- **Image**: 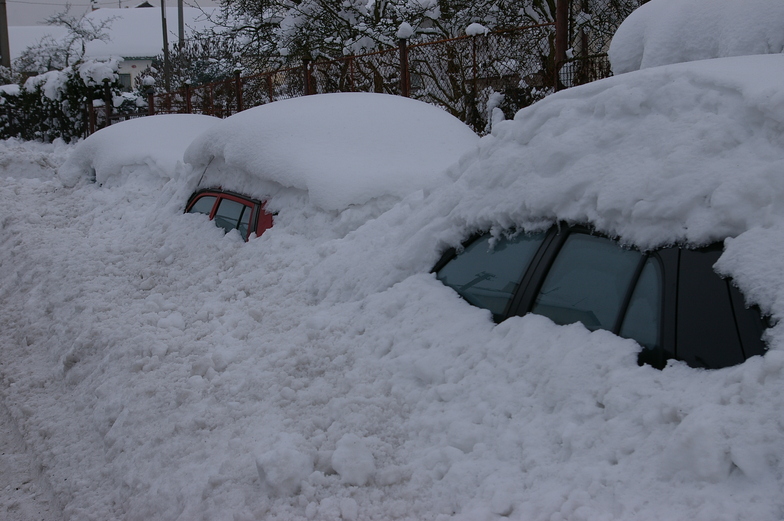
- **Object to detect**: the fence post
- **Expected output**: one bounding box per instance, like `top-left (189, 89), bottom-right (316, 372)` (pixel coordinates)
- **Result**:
top-left (88, 102), bottom-right (95, 135)
top-left (398, 38), bottom-right (410, 97)
top-left (185, 82), bottom-right (192, 114)
top-left (235, 69), bottom-right (243, 112)
top-left (266, 74), bottom-right (274, 102)
top-left (303, 58), bottom-right (313, 95)
top-left (103, 79), bottom-right (112, 127)
top-left (554, 0), bottom-right (569, 91)
top-left (147, 88), bottom-right (155, 116)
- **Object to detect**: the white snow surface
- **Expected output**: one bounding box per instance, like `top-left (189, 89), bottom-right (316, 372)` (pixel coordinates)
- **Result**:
top-left (2, 55), bottom-right (784, 520)
top-left (59, 114), bottom-right (220, 187)
top-left (9, 8), bottom-right (219, 61)
top-left (609, 0), bottom-right (784, 73)
top-left (184, 92), bottom-right (479, 211)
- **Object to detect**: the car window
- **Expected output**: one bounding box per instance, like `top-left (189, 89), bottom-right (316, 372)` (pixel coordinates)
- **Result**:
top-left (436, 232), bottom-right (546, 320)
top-left (214, 198), bottom-right (251, 235)
top-left (676, 247), bottom-right (745, 369)
top-left (619, 256), bottom-right (662, 351)
top-left (188, 195), bottom-right (217, 216)
top-left (238, 204), bottom-right (252, 239)
top-left (531, 233), bottom-right (642, 331)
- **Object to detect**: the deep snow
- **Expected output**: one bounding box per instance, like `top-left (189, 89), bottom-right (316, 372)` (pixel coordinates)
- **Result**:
top-left (184, 92), bottom-right (479, 211)
top-left (2, 3), bottom-right (784, 519)
top-left (608, 0), bottom-right (784, 73)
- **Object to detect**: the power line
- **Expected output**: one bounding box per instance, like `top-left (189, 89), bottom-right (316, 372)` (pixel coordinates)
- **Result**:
top-left (7, 0), bottom-right (120, 5)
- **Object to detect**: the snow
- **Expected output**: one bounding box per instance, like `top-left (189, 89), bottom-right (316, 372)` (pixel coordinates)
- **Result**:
top-left (58, 114), bottom-right (220, 187)
top-left (8, 7), bottom-right (219, 61)
top-left (3, 45), bottom-right (784, 521)
top-left (609, 0), bottom-right (784, 74)
top-left (184, 92), bottom-right (479, 211)
top-left (465, 23), bottom-right (489, 36)
top-left (396, 22), bottom-right (414, 39)
top-left (0, 84), bottom-right (20, 96)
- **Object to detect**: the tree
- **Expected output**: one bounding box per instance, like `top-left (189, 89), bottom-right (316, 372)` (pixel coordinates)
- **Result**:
top-left (13, 5), bottom-right (115, 75)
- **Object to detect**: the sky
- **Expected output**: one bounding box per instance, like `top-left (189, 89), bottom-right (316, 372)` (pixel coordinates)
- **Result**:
top-left (5, 0), bottom-right (218, 26)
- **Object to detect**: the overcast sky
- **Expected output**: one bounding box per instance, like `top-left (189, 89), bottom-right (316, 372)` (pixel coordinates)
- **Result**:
top-left (6, 0), bottom-right (217, 26)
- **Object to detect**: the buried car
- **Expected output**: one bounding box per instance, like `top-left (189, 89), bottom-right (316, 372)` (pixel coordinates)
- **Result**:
top-left (57, 113), bottom-right (221, 187)
top-left (419, 54), bottom-right (784, 372)
top-left (183, 92), bottom-right (479, 239)
top-left (434, 225), bottom-right (768, 370)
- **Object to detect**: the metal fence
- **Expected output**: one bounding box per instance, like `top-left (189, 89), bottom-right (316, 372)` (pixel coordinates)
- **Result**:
top-left (139, 23), bottom-right (580, 133)
top-left (97, 0), bottom-right (646, 134)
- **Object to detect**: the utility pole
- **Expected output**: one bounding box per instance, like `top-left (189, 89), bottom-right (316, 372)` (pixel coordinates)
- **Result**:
top-left (0, 0), bottom-right (10, 69)
top-left (177, 0), bottom-right (184, 49)
top-left (160, 0), bottom-right (171, 91)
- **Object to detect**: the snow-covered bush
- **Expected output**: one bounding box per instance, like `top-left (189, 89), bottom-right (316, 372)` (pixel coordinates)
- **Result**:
top-left (0, 58), bottom-right (128, 143)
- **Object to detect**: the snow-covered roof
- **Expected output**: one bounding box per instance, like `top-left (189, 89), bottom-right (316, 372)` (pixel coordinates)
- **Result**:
top-left (9, 7), bottom-right (218, 61)
top-left (184, 92), bottom-right (480, 210)
top-left (609, 0), bottom-right (784, 74)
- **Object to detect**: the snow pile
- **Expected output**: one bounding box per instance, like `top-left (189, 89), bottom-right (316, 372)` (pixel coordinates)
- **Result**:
top-left (0, 138), bottom-right (72, 180)
top-left (184, 92), bottom-right (479, 211)
top-left (3, 54), bottom-right (784, 520)
top-left (24, 70), bottom-right (66, 100)
top-left (465, 23), bottom-right (489, 36)
top-left (609, 0), bottom-right (784, 73)
top-left (59, 114), bottom-right (220, 187)
top-left (78, 58), bottom-right (120, 85)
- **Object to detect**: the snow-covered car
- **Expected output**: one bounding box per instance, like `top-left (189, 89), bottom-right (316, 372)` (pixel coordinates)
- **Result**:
top-left (183, 92), bottom-right (479, 239)
top-left (185, 188), bottom-right (274, 241)
top-left (419, 0), bottom-right (784, 372)
top-left (58, 113), bottom-right (221, 187)
top-left (434, 225), bottom-right (767, 370)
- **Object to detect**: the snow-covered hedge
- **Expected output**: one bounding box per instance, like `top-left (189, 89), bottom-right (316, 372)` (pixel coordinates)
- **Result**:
top-left (0, 58), bottom-right (142, 143)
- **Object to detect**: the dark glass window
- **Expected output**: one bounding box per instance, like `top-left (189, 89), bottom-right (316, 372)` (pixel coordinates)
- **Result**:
top-left (531, 233), bottom-right (642, 331)
top-left (676, 247), bottom-right (745, 369)
top-left (238, 205), bottom-right (252, 239)
top-left (188, 195), bottom-right (217, 216)
top-left (433, 225), bottom-right (767, 370)
top-left (620, 256), bottom-right (662, 350)
top-left (437, 232), bottom-right (546, 320)
top-left (214, 198), bottom-right (249, 234)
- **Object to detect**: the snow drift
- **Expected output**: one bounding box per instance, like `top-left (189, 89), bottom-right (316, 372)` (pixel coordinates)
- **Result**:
top-left (609, 0), bottom-right (784, 73)
top-left (184, 92), bottom-right (479, 211)
top-left (2, 14), bottom-right (784, 521)
top-left (58, 114), bottom-right (220, 187)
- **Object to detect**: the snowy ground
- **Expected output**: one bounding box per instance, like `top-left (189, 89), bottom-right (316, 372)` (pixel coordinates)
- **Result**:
top-left (3, 2), bottom-right (784, 515)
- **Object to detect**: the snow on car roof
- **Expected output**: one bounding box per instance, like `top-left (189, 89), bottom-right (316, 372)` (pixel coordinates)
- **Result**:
top-left (308, 53), bottom-right (784, 313)
top-left (184, 92), bottom-right (479, 211)
top-left (58, 114), bottom-right (220, 187)
top-left (609, 0), bottom-right (784, 74)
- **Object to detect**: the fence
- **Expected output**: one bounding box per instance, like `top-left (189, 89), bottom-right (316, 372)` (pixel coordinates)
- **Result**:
top-left (133, 24), bottom-right (593, 134)
top-left (93, 0), bottom-right (643, 134)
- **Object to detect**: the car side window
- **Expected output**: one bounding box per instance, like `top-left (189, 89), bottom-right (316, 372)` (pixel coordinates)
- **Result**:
top-left (238, 204), bottom-right (252, 239)
top-left (214, 198), bottom-right (251, 235)
top-left (188, 195), bottom-right (217, 216)
top-left (531, 233), bottom-right (642, 331)
top-left (676, 247), bottom-right (745, 369)
top-left (436, 232), bottom-right (546, 320)
top-left (619, 256), bottom-right (662, 351)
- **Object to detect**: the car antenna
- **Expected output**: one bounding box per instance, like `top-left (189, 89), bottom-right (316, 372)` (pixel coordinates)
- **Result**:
top-left (196, 156), bottom-right (214, 188)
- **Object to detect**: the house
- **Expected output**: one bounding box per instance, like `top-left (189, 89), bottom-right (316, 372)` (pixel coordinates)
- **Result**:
top-left (9, 5), bottom-right (218, 89)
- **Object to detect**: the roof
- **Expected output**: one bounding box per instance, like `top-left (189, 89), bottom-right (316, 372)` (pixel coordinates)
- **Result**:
top-left (9, 6), bottom-right (218, 61)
